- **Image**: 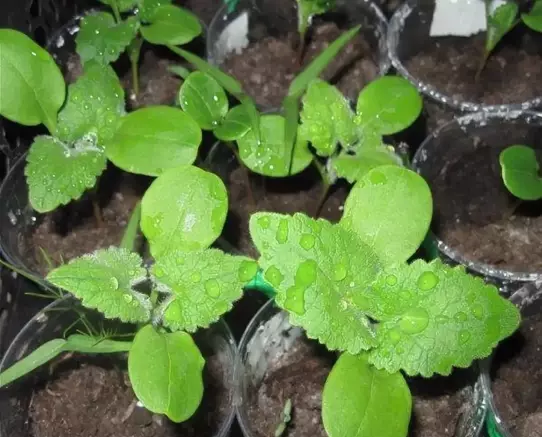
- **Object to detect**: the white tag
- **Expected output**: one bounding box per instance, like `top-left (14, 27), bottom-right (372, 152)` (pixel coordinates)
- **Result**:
top-left (214, 11), bottom-right (249, 63)
top-left (430, 0), bottom-right (487, 37)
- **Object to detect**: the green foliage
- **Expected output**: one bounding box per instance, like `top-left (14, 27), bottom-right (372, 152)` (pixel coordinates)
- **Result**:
top-left (46, 248), bottom-right (151, 323)
top-left (140, 5), bottom-right (202, 46)
top-left (152, 249), bottom-right (257, 332)
top-left (499, 145), bottom-right (542, 200)
top-left (105, 106), bottom-right (202, 176)
top-left (250, 212), bottom-right (381, 353)
top-left (140, 166), bottom-right (228, 257)
top-left (340, 166), bottom-right (432, 265)
top-left (296, 0), bottom-right (336, 36)
top-left (0, 29), bottom-right (65, 132)
top-left (99, 0), bottom-right (139, 12)
top-left (128, 325), bottom-right (205, 422)
top-left (322, 353), bottom-right (411, 437)
top-left (331, 147), bottom-right (402, 184)
top-left (139, 0), bottom-right (173, 22)
top-left (522, 0), bottom-right (542, 31)
top-left (213, 105), bottom-right (252, 141)
top-left (485, 2), bottom-right (519, 61)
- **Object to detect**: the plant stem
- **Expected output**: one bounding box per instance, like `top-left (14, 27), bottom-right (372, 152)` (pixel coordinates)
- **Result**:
top-left (226, 141), bottom-right (255, 206)
top-left (111, 0), bottom-right (121, 23)
top-left (128, 37), bottom-right (143, 98)
top-left (297, 32), bottom-right (307, 66)
top-left (120, 202), bottom-right (141, 252)
top-left (90, 187), bottom-right (104, 228)
top-left (475, 52), bottom-right (489, 82)
top-left (312, 158), bottom-right (332, 218)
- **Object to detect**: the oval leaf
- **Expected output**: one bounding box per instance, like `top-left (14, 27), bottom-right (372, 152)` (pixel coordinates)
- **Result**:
top-left (105, 106), bottom-right (202, 176)
top-left (179, 72), bottom-right (228, 130)
top-left (486, 3), bottom-right (519, 54)
top-left (141, 166), bottom-right (228, 257)
top-left (499, 145), bottom-right (542, 201)
top-left (99, 0), bottom-right (138, 12)
top-left (341, 166), bottom-right (432, 265)
top-left (128, 325), bottom-right (204, 423)
top-left (139, 0), bottom-right (173, 21)
top-left (214, 105), bottom-right (252, 141)
top-left (323, 353), bottom-right (411, 437)
top-left (140, 5), bottom-right (202, 46)
top-left (0, 29), bottom-right (65, 132)
top-left (332, 146), bottom-right (402, 184)
top-left (522, 0), bottom-right (542, 32)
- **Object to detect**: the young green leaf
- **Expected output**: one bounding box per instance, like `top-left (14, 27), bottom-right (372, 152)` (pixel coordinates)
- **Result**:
top-left (249, 212), bottom-right (381, 354)
top-left (322, 353), bottom-right (411, 437)
top-left (499, 145), bottom-right (542, 200)
top-left (237, 115), bottom-right (312, 177)
top-left (485, 2), bottom-right (519, 56)
top-left (76, 12), bottom-right (139, 66)
top-left (25, 135), bottom-right (107, 213)
top-left (0, 29), bottom-right (65, 132)
top-left (140, 5), bottom-right (202, 46)
top-left (141, 166), bottom-right (228, 257)
top-left (341, 166), bottom-right (432, 265)
top-left (179, 72), bottom-right (229, 130)
top-left (56, 63), bottom-right (125, 144)
top-left (213, 105), bottom-right (252, 141)
top-left (297, 0), bottom-right (336, 36)
top-left (299, 79), bottom-right (357, 157)
top-left (120, 202), bottom-right (142, 252)
top-left (522, 0), bottom-right (542, 31)
top-left (151, 249), bottom-right (257, 332)
top-left (139, 0), bottom-right (173, 21)
top-left (128, 325), bottom-right (204, 423)
top-left (46, 247), bottom-right (151, 323)
top-left (332, 146), bottom-right (402, 184)
top-left (355, 76), bottom-right (422, 136)
top-left (99, 0), bottom-right (138, 12)
top-left (366, 260), bottom-right (521, 377)
top-left (105, 106), bottom-right (202, 176)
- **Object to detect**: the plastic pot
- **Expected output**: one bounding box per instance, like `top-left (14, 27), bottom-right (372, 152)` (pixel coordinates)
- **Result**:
top-left (0, 295), bottom-right (237, 437)
top-left (412, 110), bottom-right (542, 296)
top-left (388, 0), bottom-right (542, 113)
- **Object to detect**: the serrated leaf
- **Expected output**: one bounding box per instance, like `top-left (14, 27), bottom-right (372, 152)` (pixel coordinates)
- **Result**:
top-left (365, 260), bottom-right (521, 377)
top-left (141, 5), bottom-right (202, 46)
top-left (76, 12), bottom-right (139, 66)
top-left (237, 114), bottom-right (312, 177)
top-left (46, 247), bottom-right (151, 323)
top-left (105, 106), bottom-right (202, 176)
top-left (499, 145), bottom-right (542, 200)
top-left (299, 79), bottom-right (356, 157)
top-left (56, 63), bottom-right (125, 144)
top-left (128, 325), bottom-right (204, 423)
top-left (355, 76), bottom-right (422, 136)
top-left (141, 166), bottom-right (228, 257)
top-left (139, 0), bottom-right (173, 21)
top-left (178, 72), bottom-right (228, 130)
top-left (0, 29), bottom-right (65, 132)
top-left (341, 166), bottom-right (432, 265)
top-left (332, 146), bottom-right (402, 184)
top-left (522, 0), bottom-right (542, 31)
top-left (152, 249), bottom-right (257, 332)
top-left (25, 135), bottom-right (107, 213)
top-left (99, 0), bottom-right (138, 12)
top-left (297, 0), bottom-right (336, 35)
top-left (214, 105), bottom-right (252, 141)
top-left (486, 2), bottom-right (519, 55)
top-left (322, 353), bottom-right (411, 437)
top-left (249, 212), bottom-right (381, 354)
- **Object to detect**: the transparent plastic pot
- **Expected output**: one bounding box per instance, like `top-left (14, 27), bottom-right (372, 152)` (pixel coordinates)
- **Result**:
top-left (235, 299), bottom-right (486, 437)
top-left (0, 295), bottom-right (237, 437)
top-left (388, 0), bottom-right (542, 113)
top-left (412, 110), bottom-right (542, 296)
top-left (206, 0), bottom-right (390, 110)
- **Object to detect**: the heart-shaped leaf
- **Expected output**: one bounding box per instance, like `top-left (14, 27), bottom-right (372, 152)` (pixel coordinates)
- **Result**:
top-left (140, 5), bottom-right (202, 46)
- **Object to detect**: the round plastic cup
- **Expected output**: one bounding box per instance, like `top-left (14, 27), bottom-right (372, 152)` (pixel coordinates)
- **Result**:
top-left (0, 295), bottom-right (237, 437)
top-left (412, 110), bottom-right (542, 296)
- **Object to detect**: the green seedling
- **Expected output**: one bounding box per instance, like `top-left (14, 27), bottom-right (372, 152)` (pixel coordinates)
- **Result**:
top-left (0, 164), bottom-right (259, 424)
top-left (478, 0), bottom-right (542, 79)
top-left (275, 399), bottom-right (293, 437)
top-left (499, 144), bottom-right (542, 200)
top-left (78, 0), bottom-right (202, 96)
top-left (296, 0), bottom-right (336, 59)
top-left (249, 165), bottom-right (521, 437)
top-left (0, 29), bottom-right (203, 218)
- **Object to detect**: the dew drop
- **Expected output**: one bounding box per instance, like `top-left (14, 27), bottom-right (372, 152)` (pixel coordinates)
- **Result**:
top-left (339, 300), bottom-right (348, 311)
top-left (123, 293), bottom-right (133, 303)
top-left (191, 272), bottom-right (202, 283)
top-left (110, 277), bottom-right (119, 290)
top-left (386, 274), bottom-right (397, 286)
top-left (296, 260), bottom-right (317, 287)
top-left (238, 260), bottom-right (258, 282)
top-left (435, 315), bottom-right (449, 324)
top-left (258, 216), bottom-right (271, 229)
top-left (399, 307), bottom-right (429, 334)
top-left (467, 293), bottom-right (477, 304)
top-left (455, 312), bottom-right (467, 322)
top-left (369, 170), bottom-right (387, 185)
top-left (333, 263), bottom-right (347, 282)
top-left (471, 304), bottom-right (484, 320)
top-left (265, 266), bottom-right (284, 288)
top-left (275, 219), bottom-right (289, 244)
top-left (284, 286), bottom-right (306, 315)
top-left (396, 345), bottom-right (405, 354)
top-left (154, 266), bottom-right (164, 278)
top-left (388, 329), bottom-right (401, 345)
top-left (204, 279), bottom-right (220, 298)
top-left (417, 271), bottom-right (439, 291)
top-left (299, 233), bottom-right (315, 250)
top-left (459, 330), bottom-right (471, 345)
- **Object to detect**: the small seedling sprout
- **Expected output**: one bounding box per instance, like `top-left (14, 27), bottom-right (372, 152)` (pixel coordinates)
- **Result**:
top-left (296, 0), bottom-right (336, 60)
top-left (500, 144), bottom-right (542, 200)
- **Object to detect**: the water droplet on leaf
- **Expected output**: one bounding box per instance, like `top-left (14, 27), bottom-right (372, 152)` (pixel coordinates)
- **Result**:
top-left (284, 286), bottom-right (305, 315)
top-left (276, 219), bottom-right (289, 244)
top-left (388, 329), bottom-right (401, 345)
top-left (191, 272), bottom-right (202, 283)
top-left (386, 274), bottom-right (397, 286)
top-left (265, 266), bottom-right (284, 288)
top-left (110, 277), bottom-right (119, 290)
top-left (204, 279), bottom-right (220, 298)
top-left (123, 293), bottom-right (133, 303)
top-left (333, 263), bottom-right (347, 282)
top-left (417, 271), bottom-right (439, 291)
top-left (258, 216), bottom-right (270, 229)
top-left (369, 170), bottom-right (387, 185)
top-left (238, 261), bottom-right (258, 283)
top-left (399, 307), bottom-right (429, 334)
top-left (154, 266), bottom-right (164, 277)
top-left (299, 234), bottom-right (315, 250)
top-left (459, 330), bottom-right (471, 344)
top-left (455, 312), bottom-right (467, 322)
top-left (296, 260), bottom-right (317, 287)
top-left (471, 304), bottom-right (484, 320)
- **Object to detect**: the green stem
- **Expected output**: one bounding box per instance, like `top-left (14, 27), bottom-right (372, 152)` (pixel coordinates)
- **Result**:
top-left (312, 158), bottom-right (332, 218)
top-left (226, 141), bottom-right (255, 206)
top-left (297, 31), bottom-right (307, 66)
top-left (111, 0), bottom-right (121, 23)
top-left (90, 187), bottom-right (104, 228)
top-left (128, 37), bottom-right (143, 97)
top-left (119, 202), bottom-right (141, 252)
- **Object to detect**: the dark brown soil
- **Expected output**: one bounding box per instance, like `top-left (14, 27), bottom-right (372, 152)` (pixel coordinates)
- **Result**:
top-left (222, 21), bottom-right (379, 108)
top-left (182, 0), bottom-right (223, 25)
top-left (490, 311), bottom-right (542, 437)
top-left (30, 354), bottom-right (230, 437)
top-left (404, 29), bottom-right (542, 106)
top-left (246, 336), bottom-right (471, 437)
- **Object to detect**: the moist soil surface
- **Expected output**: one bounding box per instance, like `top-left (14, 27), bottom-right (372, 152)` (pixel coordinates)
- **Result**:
top-left (222, 21), bottom-right (379, 109)
top-left (404, 29), bottom-right (542, 106)
top-left (246, 336), bottom-right (472, 437)
top-left (30, 354), bottom-right (230, 437)
top-left (490, 310), bottom-right (542, 437)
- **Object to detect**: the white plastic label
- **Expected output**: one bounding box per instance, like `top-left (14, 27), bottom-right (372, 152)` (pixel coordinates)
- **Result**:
top-left (214, 11), bottom-right (249, 63)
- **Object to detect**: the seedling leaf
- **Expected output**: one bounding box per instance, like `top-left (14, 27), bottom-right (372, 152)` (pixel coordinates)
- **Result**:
top-left (0, 29), bottom-right (65, 132)
top-left (499, 145), bottom-right (542, 200)
top-left (46, 247), bottom-right (151, 323)
top-left (99, 0), bottom-right (138, 12)
top-left (25, 135), bottom-right (107, 213)
top-left (249, 212), bottom-right (381, 353)
top-left (140, 5), bottom-right (202, 46)
top-left (179, 72), bottom-right (229, 130)
top-left (522, 0), bottom-right (542, 31)
top-left (76, 12), bottom-right (139, 66)
top-left (237, 115), bottom-right (312, 177)
top-left (355, 76), bottom-right (422, 136)
top-left (128, 325), bottom-right (204, 423)
top-left (214, 105), bottom-right (252, 141)
top-left (105, 106), bottom-right (202, 176)
top-left (485, 2), bottom-right (519, 56)
top-left (299, 79), bottom-right (357, 157)
top-left (332, 146), bottom-right (402, 184)
top-left (367, 260), bottom-right (521, 377)
top-left (322, 353), bottom-right (411, 437)
top-left (139, 0), bottom-right (173, 21)
top-left (152, 249), bottom-right (256, 332)
top-left (297, 0), bottom-right (336, 36)
top-left (141, 166), bottom-right (228, 257)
